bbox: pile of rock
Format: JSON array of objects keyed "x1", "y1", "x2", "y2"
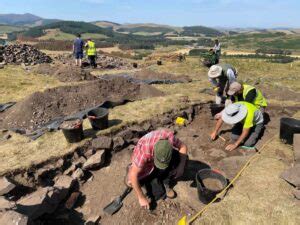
[
  {"x1": 96, "y1": 55, "x2": 131, "y2": 69},
  {"x1": 0, "y1": 44, "x2": 52, "y2": 65}
]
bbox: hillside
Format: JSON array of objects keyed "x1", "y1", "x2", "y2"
[
  {"x1": 21, "y1": 21, "x2": 114, "y2": 39},
  {"x1": 93, "y1": 20, "x2": 121, "y2": 28},
  {"x1": 182, "y1": 26, "x2": 223, "y2": 37},
  {"x1": 0, "y1": 13, "x2": 41, "y2": 25},
  {"x1": 0, "y1": 24, "x2": 25, "y2": 34},
  {"x1": 116, "y1": 26, "x2": 176, "y2": 34}
]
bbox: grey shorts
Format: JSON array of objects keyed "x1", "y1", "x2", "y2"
[{"x1": 231, "y1": 123, "x2": 264, "y2": 147}]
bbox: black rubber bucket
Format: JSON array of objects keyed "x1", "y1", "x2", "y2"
[
  {"x1": 280, "y1": 117, "x2": 300, "y2": 145},
  {"x1": 60, "y1": 119, "x2": 84, "y2": 143},
  {"x1": 196, "y1": 169, "x2": 227, "y2": 204},
  {"x1": 87, "y1": 107, "x2": 109, "y2": 130},
  {"x1": 210, "y1": 103, "x2": 225, "y2": 117}
]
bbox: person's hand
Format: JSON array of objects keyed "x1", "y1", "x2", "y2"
[
  {"x1": 210, "y1": 131, "x2": 217, "y2": 141},
  {"x1": 225, "y1": 143, "x2": 238, "y2": 151},
  {"x1": 138, "y1": 196, "x2": 150, "y2": 209}
]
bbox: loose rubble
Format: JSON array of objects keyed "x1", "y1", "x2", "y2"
[
  {"x1": 96, "y1": 54, "x2": 132, "y2": 69},
  {"x1": 0, "y1": 44, "x2": 52, "y2": 65}
]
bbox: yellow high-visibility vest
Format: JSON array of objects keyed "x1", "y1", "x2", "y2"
[
  {"x1": 86, "y1": 41, "x2": 96, "y2": 56},
  {"x1": 235, "y1": 84, "x2": 267, "y2": 108}
]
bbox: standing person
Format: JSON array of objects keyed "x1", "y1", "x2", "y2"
[
  {"x1": 213, "y1": 39, "x2": 221, "y2": 63},
  {"x1": 227, "y1": 81, "x2": 267, "y2": 112},
  {"x1": 125, "y1": 129, "x2": 188, "y2": 209},
  {"x1": 208, "y1": 63, "x2": 238, "y2": 105},
  {"x1": 210, "y1": 102, "x2": 264, "y2": 151},
  {"x1": 73, "y1": 34, "x2": 84, "y2": 67},
  {"x1": 85, "y1": 38, "x2": 97, "y2": 68}
]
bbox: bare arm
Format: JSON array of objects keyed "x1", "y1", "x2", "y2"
[
  {"x1": 211, "y1": 118, "x2": 224, "y2": 140},
  {"x1": 225, "y1": 128, "x2": 250, "y2": 151},
  {"x1": 129, "y1": 164, "x2": 150, "y2": 208}
]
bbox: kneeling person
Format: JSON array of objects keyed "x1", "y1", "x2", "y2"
[
  {"x1": 210, "y1": 102, "x2": 264, "y2": 151},
  {"x1": 127, "y1": 129, "x2": 188, "y2": 209}
]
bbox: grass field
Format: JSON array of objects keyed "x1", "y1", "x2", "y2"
[
  {"x1": 38, "y1": 29, "x2": 108, "y2": 40},
  {"x1": 0, "y1": 24, "x2": 25, "y2": 34}
]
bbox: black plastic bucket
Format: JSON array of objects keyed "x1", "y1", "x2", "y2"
[
  {"x1": 280, "y1": 117, "x2": 300, "y2": 145},
  {"x1": 196, "y1": 169, "x2": 227, "y2": 204},
  {"x1": 210, "y1": 103, "x2": 225, "y2": 117},
  {"x1": 87, "y1": 107, "x2": 109, "y2": 130},
  {"x1": 60, "y1": 119, "x2": 84, "y2": 143}
]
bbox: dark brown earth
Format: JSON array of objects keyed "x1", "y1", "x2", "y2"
[
  {"x1": 202, "y1": 178, "x2": 223, "y2": 191},
  {"x1": 0, "y1": 78, "x2": 164, "y2": 131},
  {"x1": 58, "y1": 104, "x2": 298, "y2": 225},
  {"x1": 33, "y1": 64, "x2": 96, "y2": 82},
  {"x1": 132, "y1": 69, "x2": 192, "y2": 83}
]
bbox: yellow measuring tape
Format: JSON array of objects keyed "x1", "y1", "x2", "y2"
[{"x1": 178, "y1": 135, "x2": 276, "y2": 225}]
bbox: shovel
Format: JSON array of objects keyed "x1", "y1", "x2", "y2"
[{"x1": 103, "y1": 187, "x2": 132, "y2": 215}]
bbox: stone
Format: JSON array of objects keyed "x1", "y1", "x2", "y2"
[
  {"x1": 293, "y1": 189, "x2": 300, "y2": 200},
  {"x1": 83, "y1": 150, "x2": 106, "y2": 170},
  {"x1": 0, "y1": 196, "x2": 16, "y2": 211},
  {"x1": 72, "y1": 168, "x2": 85, "y2": 180},
  {"x1": 84, "y1": 149, "x2": 95, "y2": 158},
  {"x1": 56, "y1": 158, "x2": 65, "y2": 168},
  {"x1": 113, "y1": 136, "x2": 125, "y2": 151},
  {"x1": 92, "y1": 136, "x2": 112, "y2": 149},
  {"x1": 217, "y1": 156, "x2": 251, "y2": 180},
  {"x1": 293, "y1": 134, "x2": 300, "y2": 163},
  {"x1": 280, "y1": 164, "x2": 300, "y2": 188},
  {"x1": 0, "y1": 210, "x2": 29, "y2": 225},
  {"x1": 63, "y1": 164, "x2": 77, "y2": 176},
  {"x1": 160, "y1": 117, "x2": 173, "y2": 125},
  {"x1": 74, "y1": 156, "x2": 87, "y2": 167},
  {"x1": 17, "y1": 187, "x2": 53, "y2": 219},
  {"x1": 85, "y1": 214, "x2": 101, "y2": 225},
  {"x1": 3, "y1": 134, "x2": 11, "y2": 140},
  {"x1": 129, "y1": 125, "x2": 145, "y2": 135},
  {"x1": 0, "y1": 177, "x2": 16, "y2": 195},
  {"x1": 142, "y1": 122, "x2": 152, "y2": 132},
  {"x1": 65, "y1": 192, "x2": 81, "y2": 209},
  {"x1": 0, "y1": 64, "x2": 4, "y2": 69},
  {"x1": 117, "y1": 129, "x2": 134, "y2": 141},
  {"x1": 54, "y1": 175, "x2": 75, "y2": 189}
]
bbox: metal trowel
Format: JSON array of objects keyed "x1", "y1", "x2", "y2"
[{"x1": 103, "y1": 187, "x2": 132, "y2": 215}]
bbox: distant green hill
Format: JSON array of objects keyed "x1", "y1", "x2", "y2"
[
  {"x1": 181, "y1": 26, "x2": 223, "y2": 37},
  {"x1": 0, "y1": 24, "x2": 25, "y2": 34},
  {"x1": 116, "y1": 26, "x2": 175, "y2": 34},
  {"x1": 21, "y1": 21, "x2": 114, "y2": 38}
]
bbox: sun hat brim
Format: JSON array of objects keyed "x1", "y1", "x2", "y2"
[
  {"x1": 221, "y1": 104, "x2": 247, "y2": 125},
  {"x1": 208, "y1": 65, "x2": 222, "y2": 78}
]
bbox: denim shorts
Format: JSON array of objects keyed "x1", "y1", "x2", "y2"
[{"x1": 74, "y1": 52, "x2": 83, "y2": 59}]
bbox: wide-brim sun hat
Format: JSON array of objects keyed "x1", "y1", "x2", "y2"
[
  {"x1": 208, "y1": 65, "x2": 222, "y2": 78},
  {"x1": 227, "y1": 82, "x2": 242, "y2": 96},
  {"x1": 221, "y1": 103, "x2": 247, "y2": 125},
  {"x1": 154, "y1": 140, "x2": 173, "y2": 170}
]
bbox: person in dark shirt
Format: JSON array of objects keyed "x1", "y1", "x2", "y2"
[
  {"x1": 227, "y1": 82, "x2": 267, "y2": 112},
  {"x1": 73, "y1": 34, "x2": 84, "y2": 67}
]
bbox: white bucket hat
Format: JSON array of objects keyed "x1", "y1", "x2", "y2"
[
  {"x1": 221, "y1": 103, "x2": 247, "y2": 125},
  {"x1": 208, "y1": 65, "x2": 222, "y2": 78}
]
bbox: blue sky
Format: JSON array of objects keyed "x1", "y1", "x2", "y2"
[{"x1": 1, "y1": 0, "x2": 299, "y2": 28}]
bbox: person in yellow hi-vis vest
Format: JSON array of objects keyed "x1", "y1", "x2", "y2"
[
  {"x1": 85, "y1": 38, "x2": 97, "y2": 68},
  {"x1": 227, "y1": 81, "x2": 267, "y2": 112}
]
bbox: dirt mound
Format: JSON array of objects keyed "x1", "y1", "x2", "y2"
[
  {"x1": 33, "y1": 64, "x2": 96, "y2": 82},
  {"x1": 0, "y1": 44, "x2": 52, "y2": 65},
  {"x1": 133, "y1": 69, "x2": 192, "y2": 83},
  {"x1": 54, "y1": 65, "x2": 95, "y2": 82},
  {"x1": 96, "y1": 55, "x2": 132, "y2": 70},
  {"x1": 0, "y1": 78, "x2": 164, "y2": 131}
]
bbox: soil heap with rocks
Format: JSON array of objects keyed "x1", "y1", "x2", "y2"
[
  {"x1": 53, "y1": 64, "x2": 95, "y2": 82},
  {"x1": 0, "y1": 44, "x2": 52, "y2": 65},
  {"x1": 0, "y1": 78, "x2": 164, "y2": 131},
  {"x1": 96, "y1": 55, "x2": 132, "y2": 69},
  {"x1": 132, "y1": 69, "x2": 192, "y2": 83}
]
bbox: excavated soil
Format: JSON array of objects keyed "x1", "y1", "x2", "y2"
[
  {"x1": 54, "y1": 104, "x2": 298, "y2": 225},
  {"x1": 132, "y1": 69, "x2": 192, "y2": 83},
  {"x1": 33, "y1": 64, "x2": 96, "y2": 82},
  {"x1": 0, "y1": 78, "x2": 164, "y2": 131}
]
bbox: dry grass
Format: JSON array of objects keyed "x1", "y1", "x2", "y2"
[
  {"x1": 0, "y1": 65, "x2": 62, "y2": 102},
  {"x1": 195, "y1": 138, "x2": 300, "y2": 225},
  {"x1": 0, "y1": 57, "x2": 299, "y2": 178}
]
